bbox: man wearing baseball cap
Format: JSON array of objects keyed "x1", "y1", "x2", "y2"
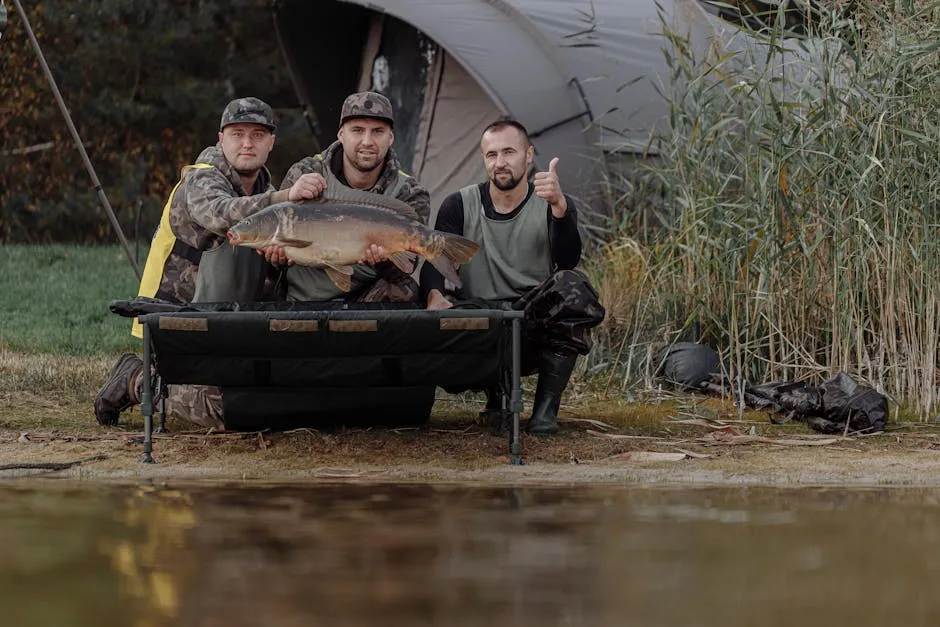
[
  {"x1": 274, "y1": 90, "x2": 431, "y2": 303},
  {"x1": 94, "y1": 97, "x2": 324, "y2": 430}
]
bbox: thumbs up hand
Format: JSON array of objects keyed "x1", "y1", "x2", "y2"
[{"x1": 533, "y1": 157, "x2": 568, "y2": 217}]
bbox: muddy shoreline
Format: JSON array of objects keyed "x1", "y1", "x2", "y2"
[{"x1": 3, "y1": 389, "x2": 940, "y2": 486}]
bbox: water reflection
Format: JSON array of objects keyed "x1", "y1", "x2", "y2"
[{"x1": 1, "y1": 482, "x2": 940, "y2": 626}]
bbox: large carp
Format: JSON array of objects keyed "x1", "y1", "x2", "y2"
[{"x1": 226, "y1": 186, "x2": 479, "y2": 292}]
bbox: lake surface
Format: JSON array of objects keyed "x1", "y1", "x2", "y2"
[{"x1": 1, "y1": 480, "x2": 938, "y2": 626}]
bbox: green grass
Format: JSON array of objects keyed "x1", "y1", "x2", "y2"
[{"x1": 0, "y1": 245, "x2": 143, "y2": 355}]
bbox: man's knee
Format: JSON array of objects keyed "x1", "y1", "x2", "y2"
[
  {"x1": 357, "y1": 275, "x2": 420, "y2": 303},
  {"x1": 165, "y1": 384, "x2": 225, "y2": 430}
]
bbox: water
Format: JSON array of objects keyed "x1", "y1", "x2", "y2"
[{"x1": 1, "y1": 481, "x2": 939, "y2": 626}]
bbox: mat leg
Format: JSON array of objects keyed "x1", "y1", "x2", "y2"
[
  {"x1": 154, "y1": 376, "x2": 167, "y2": 434},
  {"x1": 509, "y1": 317, "x2": 524, "y2": 466},
  {"x1": 140, "y1": 321, "x2": 156, "y2": 464}
]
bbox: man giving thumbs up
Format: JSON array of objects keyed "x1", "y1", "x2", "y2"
[{"x1": 421, "y1": 118, "x2": 605, "y2": 435}]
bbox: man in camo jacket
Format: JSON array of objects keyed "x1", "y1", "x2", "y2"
[
  {"x1": 94, "y1": 97, "x2": 324, "y2": 429},
  {"x1": 276, "y1": 91, "x2": 430, "y2": 303}
]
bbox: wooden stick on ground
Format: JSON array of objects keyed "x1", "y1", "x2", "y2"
[{"x1": 0, "y1": 454, "x2": 108, "y2": 472}]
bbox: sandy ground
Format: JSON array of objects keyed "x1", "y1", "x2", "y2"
[{"x1": 3, "y1": 390, "x2": 940, "y2": 486}]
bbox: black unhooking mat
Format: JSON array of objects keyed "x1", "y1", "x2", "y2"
[{"x1": 126, "y1": 300, "x2": 516, "y2": 430}]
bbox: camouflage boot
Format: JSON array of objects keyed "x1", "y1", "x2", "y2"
[
  {"x1": 527, "y1": 350, "x2": 577, "y2": 435},
  {"x1": 94, "y1": 353, "x2": 143, "y2": 426}
]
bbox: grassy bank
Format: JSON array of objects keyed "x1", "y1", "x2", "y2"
[{"x1": 0, "y1": 245, "x2": 141, "y2": 356}]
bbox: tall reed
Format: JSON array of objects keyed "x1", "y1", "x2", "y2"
[{"x1": 590, "y1": 1, "x2": 940, "y2": 416}]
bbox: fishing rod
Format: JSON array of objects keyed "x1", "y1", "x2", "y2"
[{"x1": 0, "y1": 0, "x2": 142, "y2": 280}]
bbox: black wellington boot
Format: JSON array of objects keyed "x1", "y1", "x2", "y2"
[{"x1": 527, "y1": 350, "x2": 578, "y2": 435}]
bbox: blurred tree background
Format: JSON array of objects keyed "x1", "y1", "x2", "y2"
[{"x1": 0, "y1": 0, "x2": 315, "y2": 244}]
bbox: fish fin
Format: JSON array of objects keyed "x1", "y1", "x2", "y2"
[
  {"x1": 319, "y1": 185, "x2": 421, "y2": 222},
  {"x1": 427, "y1": 255, "x2": 464, "y2": 289},
  {"x1": 386, "y1": 251, "x2": 417, "y2": 274},
  {"x1": 324, "y1": 264, "x2": 354, "y2": 292},
  {"x1": 426, "y1": 233, "x2": 481, "y2": 289},
  {"x1": 277, "y1": 237, "x2": 312, "y2": 248},
  {"x1": 439, "y1": 232, "x2": 480, "y2": 265}
]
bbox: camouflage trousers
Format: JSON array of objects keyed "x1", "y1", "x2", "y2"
[
  {"x1": 352, "y1": 270, "x2": 420, "y2": 303},
  {"x1": 159, "y1": 274, "x2": 419, "y2": 431},
  {"x1": 164, "y1": 385, "x2": 226, "y2": 430},
  {"x1": 513, "y1": 269, "x2": 606, "y2": 357}
]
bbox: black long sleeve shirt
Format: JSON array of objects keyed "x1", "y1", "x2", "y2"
[{"x1": 420, "y1": 182, "x2": 582, "y2": 299}]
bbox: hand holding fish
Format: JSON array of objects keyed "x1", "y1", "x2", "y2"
[
  {"x1": 287, "y1": 173, "x2": 327, "y2": 202},
  {"x1": 533, "y1": 157, "x2": 567, "y2": 217},
  {"x1": 358, "y1": 243, "x2": 390, "y2": 267},
  {"x1": 259, "y1": 245, "x2": 293, "y2": 266}
]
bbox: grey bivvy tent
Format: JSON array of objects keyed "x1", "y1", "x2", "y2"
[{"x1": 273, "y1": 0, "x2": 810, "y2": 216}]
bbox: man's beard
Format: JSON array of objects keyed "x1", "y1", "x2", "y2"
[
  {"x1": 492, "y1": 170, "x2": 521, "y2": 191},
  {"x1": 348, "y1": 149, "x2": 384, "y2": 173}
]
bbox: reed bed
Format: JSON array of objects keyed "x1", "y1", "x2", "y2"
[{"x1": 588, "y1": 1, "x2": 940, "y2": 417}]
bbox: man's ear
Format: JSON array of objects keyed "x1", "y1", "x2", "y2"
[
  {"x1": 218, "y1": 131, "x2": 224, "y2": 143},
  {"x1": 526, "y1": 144, "x2": 535, "y2": 165},
  {"x1": 337, "y1": 126, "x2": 345, "y2": 142},
  {"x1": 388, "y1": 129, "x2": 394, "y2": 147}
]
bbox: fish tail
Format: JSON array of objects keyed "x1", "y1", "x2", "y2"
[
  {"x1": 423, "y1": 232, "x2": 480, "y2": 288},
  {"x1": 439, "y1": 232, "x2": 480, "y2": 265}
]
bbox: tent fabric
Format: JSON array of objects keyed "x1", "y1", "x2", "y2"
[
  {"x1": 333, "y1": 0, "x2": 593, "y2": 198},
  {"x1": 279, "y1": 0, "x2": 811, "y2": 203},
  {"x1": 413, "y1": 51, "x2": 497, "y2": 222}
]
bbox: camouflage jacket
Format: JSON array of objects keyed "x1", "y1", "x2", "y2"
[
  {"x1": 280, "y1": 141, "x2": 430, "y2": 223},
  {"x1": 157, "y1": 144, "x2": 289, "y2": 303}
]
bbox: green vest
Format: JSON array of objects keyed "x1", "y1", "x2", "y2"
[
  {"x1": 458, "y1": 184, "x2": 552, "y2": 301},
  {"x1": 193, "y1": 240, "x2": 267, "y2": 303},
  {"x1": 286, "y1": 170, "x2": 407, "y2": 301},
  {"x1": 192, "y1": 169, "x2": 273, "y2": 303}
]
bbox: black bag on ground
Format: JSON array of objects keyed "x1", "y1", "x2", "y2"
[
  {"x1": 657, "y1": 342, "x2": 722, "y2": 391},
  {"x1": 708, "y1": 371, "x2": 887, "y2": 435}
]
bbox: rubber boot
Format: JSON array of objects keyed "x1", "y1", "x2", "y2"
[{"x1": 527, "y1": 350, "x2": 578, "y2": 435}]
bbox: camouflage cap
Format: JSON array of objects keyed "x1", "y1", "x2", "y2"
[
  {"x1": 340, "y1": 91, "x2": 394, "y2": 127},
  {"x1": 219, "y1": 97, "x2": 276, "y2": 132}
]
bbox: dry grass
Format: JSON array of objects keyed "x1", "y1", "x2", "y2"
[{"x1": 0, "y1": 349, "x2": 113, "y2": 396}]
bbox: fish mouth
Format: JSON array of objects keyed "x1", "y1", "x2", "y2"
[{"x1": 226, "y1": 230, "x2": 240, "y2": 246}]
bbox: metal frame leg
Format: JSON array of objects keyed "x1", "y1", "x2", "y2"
[
  {"x1": 140, "y1": 320, "x2": 155, "y2": 464},
  {"x1": 155, "y1": 375, "x2": 167, "y2": 434},
  {"x1": 509, "y1": 317, "x2": 524, "y2": 465}
]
